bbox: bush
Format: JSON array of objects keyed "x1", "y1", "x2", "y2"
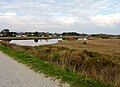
[
  {"x1": 83, "y1": 49, "x2": 100, "y2": 58},
  {"x1": 83, "y1": 42, "x2": 87, "y2": 44}
]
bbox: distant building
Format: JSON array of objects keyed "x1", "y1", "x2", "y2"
[
  {"x1": 16, "y1": 35, "x2": 21, "y2": 37},
  {"x1": 21, "y1": 35, "x2": 27, "y2": 37}
]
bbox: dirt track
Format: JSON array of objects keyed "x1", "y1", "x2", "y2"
[{"x1": 0, "y1": 51, "x2": 69, "y2": 87}]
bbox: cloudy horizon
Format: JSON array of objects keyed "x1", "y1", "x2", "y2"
[{"x1": 0, "y1": 0, "x2": 120, "y2": 34}]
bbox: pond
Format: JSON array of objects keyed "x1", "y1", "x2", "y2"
[
  {"x1": 1, "y1": 38, "x2": 87, "y2": 46},
  {"x1": 10, "y1": 38, "x2": 62, "y2": 46}
]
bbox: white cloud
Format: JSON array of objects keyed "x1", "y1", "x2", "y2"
[
  {"x1": 90, "y1": 13, "x2": 120, "y2": 27},
  {"x1": 54, "y1": 16, "x2": 78, "y2": 25},
  {"x1": 2, "y1": 12, "x2": 16, "y2": 16},
  {"x1": 0, "y1": 12, "x2": 47, "y2": 28},
  {"x1": 0, "y1": 12, "x2": 77, "y2": 27},
  {"x1": 0, "y1": 12, "x2": 23, "y2": 25}
]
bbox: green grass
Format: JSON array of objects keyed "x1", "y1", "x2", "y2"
[{"x1": 0, "y1": 45, "x2": 112, "y2": 87}]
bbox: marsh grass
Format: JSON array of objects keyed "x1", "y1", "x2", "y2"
[
  {"x1": 0, "y1": 43, "x2": 111, "y2": 87},
  {"x1": 0, "y1": 40, "x2": 120, "y2": 86}
]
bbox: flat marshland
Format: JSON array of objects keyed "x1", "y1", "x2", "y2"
[
  {"x1": 0, "y1": 39, "x2": 120, "y2": 87},
  {"x1": 56, "y1": 39, "x2": 120, "y2": 62}
]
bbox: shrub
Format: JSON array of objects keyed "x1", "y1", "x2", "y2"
[
  {"x1": 83, "y1": 42, "x2": 87, "y2": 44},
  {"x1": 83, "y1": 49, "x2": 100, "y2": 58}
]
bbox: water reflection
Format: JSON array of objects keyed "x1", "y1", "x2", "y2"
[
  {"x1": 10, "y1": 39, "x2": 62, "y2": 46},
  {"x1": 34, "y1": 39, "x2": 38, "y2": 43}
]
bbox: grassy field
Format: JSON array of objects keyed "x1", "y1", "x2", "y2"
[
  {"x1": 56, "y1": 39, "x2": 120, "y2": 86},
  {"x1": 56, "y1": 39, "x2": 120, "y2": 63},
  {"x1": 0, "y1": 39, "x2": 120, "y2": 87}
]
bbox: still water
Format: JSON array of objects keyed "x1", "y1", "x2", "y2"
[
  {"x1": 6, "y1": 38, "x2": 87, "y2": 46},
  {"x1": 10, "y1": 39, "x2": 62, "y2": 46}
]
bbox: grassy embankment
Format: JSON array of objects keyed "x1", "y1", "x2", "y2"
[{"x1": 0, "y1": 39, "x2": 119, "y2": 87}]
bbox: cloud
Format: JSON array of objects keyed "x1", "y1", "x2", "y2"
[
  {"x1": 0, "y1": 12, "x2": 22, "y2": 25},
  {"x1": 0, "y1": 0, "x2": 120, "y2": 34},
  {"x1": 54, "y1": 16, "x2": 78, "y2": 25},
  {"x1": 0, "y1": 12, "x2": 50, "y2": 31},
  {"x1": 0, "y1": 12, "x2": 77, "y2": 27},
  {"x1": 0, "y1": 12, "x2": 71, "y2": 32},
  {"x1": 0, "y1": 12, "x2": 14, "y2": 17},
  {"x1": 0, "y1": 12, "x2": 35, "y2": 25},
  {"x1": 90, "y1": 13, "x2": 120, "y2": 27}
]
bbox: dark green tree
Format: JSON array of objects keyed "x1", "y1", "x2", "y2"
[
  {"x1": 1, "y1": 29, "x2": 10, "y2": 37},
  {"x1": 34, "y1": 31, "x2": 39, "y2": 37}
]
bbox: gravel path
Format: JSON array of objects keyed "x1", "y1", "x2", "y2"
[{"x1": 0, "y1": 51, "x2": 70, "y2": 87}]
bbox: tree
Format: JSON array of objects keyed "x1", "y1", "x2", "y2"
[
  {"x1": 34, "y1": 31, "x2": 39, "y2": 37},
  {"x1": 62, "y1": 32, "x2": 80, "y2": 36},
  {"x1": 1, "y1": 29, "x2": 10, "y2": 37},
  {"x1": 44, "y1": 33, "x2": 49, "y2": 37}
]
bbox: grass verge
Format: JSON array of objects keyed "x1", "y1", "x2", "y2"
[{"x1": 0, "y1": 45, "x2": 112, "y2": 87}]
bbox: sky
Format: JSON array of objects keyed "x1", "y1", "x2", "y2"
[{"x1": 0, "y1": 0, "x2": 120, "y2": 34}]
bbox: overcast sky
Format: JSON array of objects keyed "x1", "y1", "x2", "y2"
[{"x1": 0, "y1": 0, "x2": 120, "y2": 34}]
